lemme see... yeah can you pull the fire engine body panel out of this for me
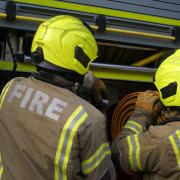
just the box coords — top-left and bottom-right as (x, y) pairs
(0, 0), (180, 83)
(0, 0), (179, 112)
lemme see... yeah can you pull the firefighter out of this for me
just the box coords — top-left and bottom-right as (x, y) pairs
(112, 49), (180, 180)
(0, 15), (116, 180)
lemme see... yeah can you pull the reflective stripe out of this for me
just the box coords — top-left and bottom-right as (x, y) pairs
(127, 136), (135, 171)
(169, 130), (180, 169)
(124, 120), (142, 133)
(124, 125), (139, 134)
(0, 79), (14, 109)
(0, 166), (3, 180)
(128, 120), (142, 131)
(81, 143), (111, 174)
(54, 105), (88, 180)
(0, 154), (3, 179)
(127, 134), (142, 172)
(134, 134), (142, 171)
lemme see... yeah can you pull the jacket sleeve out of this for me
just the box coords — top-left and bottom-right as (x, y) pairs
(112, 108), (161, 175)
(120, 108), (153, 138)
(78, 115), (116, 180)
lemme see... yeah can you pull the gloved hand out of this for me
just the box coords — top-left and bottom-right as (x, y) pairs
(136, 90), (160, 116)
(91, 78), (108, 108)
(82, 71), (108, 109)
(153, 100), (164, 119)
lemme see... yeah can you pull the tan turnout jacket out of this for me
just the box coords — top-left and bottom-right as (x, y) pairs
(112, 108), (180, 180)
(0, 77), (116, 180)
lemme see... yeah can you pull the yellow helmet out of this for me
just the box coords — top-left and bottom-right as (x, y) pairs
(31, 15), (98, 75)
(154, 49), (180, 106)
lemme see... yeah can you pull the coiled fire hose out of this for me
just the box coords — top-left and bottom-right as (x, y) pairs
(111, 92), (164, 140)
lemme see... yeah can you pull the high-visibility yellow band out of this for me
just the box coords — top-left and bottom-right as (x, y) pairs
(125, 120), (143, 133)
(124, 125), (140, 134)
(127, 120), (142, 131)
(176, 130), (180, 141)
(62, 112), (88, 180)
(0, 167), (3, 179)
(54, 105), (88, 180)
(81, 143), (111, 174)
(134, 134), (142, 171)
(82, 151), (111, 174)
(0, 79), (14, 109)
(54, 105), (83, 180)
(127, 135), (142, 172)
(0, 154), (3, 179)
(127, 136), (136, 171)
(0, 61), (36, 72)
(14, 0), (180, 27)
(169, 131), (180, 169)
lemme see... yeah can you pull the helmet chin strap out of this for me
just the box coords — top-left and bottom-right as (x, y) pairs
(159, 118), (180, 125)
(159, 107), (180, 125)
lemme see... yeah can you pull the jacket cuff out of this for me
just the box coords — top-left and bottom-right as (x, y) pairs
(132, 108), (154, 126)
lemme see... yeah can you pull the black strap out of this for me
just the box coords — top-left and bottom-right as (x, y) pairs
(75, 46), (91, 68)
(159, 117), (180, 125)
(160, 82), (177, 99)
(5, 1), (16, 22)
(96, 15), (106, 33)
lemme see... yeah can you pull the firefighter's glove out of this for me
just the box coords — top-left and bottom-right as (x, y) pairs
(82, 71), (108, 108)
(152, 100), (164, 120)
(136, 90), (160, 116)
(77, 71), (95, 102)
(91, 78), (108, 109)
